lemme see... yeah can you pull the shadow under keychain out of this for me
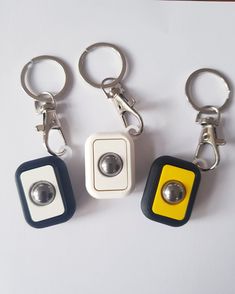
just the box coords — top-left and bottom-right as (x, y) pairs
(15, 55), (76, 228)
(79, 42), (143, 199)
(141, 68), (232, 226)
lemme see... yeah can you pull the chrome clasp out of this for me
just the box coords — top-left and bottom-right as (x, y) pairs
(35, 93), (67, 156)
(78, 43), (144, 137)
(102, 80), (144, 136)
(21, 55), (69, 156)
(193, 106), (225, 171)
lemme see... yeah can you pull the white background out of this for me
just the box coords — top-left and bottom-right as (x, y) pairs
(1, 1), (235, 293)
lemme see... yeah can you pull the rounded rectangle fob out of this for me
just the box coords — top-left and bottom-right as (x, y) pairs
(85, 133), (135, 199)
(15, 156), (76, 228)
(141, 156), (201, 226)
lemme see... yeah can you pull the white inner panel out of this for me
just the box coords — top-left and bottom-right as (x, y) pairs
(20, 165), (65, 222)
(93, 139), (128, 191)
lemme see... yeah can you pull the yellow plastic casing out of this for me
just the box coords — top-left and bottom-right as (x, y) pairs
(141, 156), (201, 226)
(152, 164), (195, 220)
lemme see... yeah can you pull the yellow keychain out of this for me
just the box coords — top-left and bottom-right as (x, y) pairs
(141, 68), (232, 226)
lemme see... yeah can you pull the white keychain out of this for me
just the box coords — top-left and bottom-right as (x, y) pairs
(79, 42), (144, 199)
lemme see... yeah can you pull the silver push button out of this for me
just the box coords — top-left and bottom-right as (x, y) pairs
(98, 152), (123, 177)
(161, 181), (186, 204)
(29, 181), (56, 206)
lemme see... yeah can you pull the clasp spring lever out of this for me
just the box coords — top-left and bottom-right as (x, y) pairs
(35, 93), (67, 156)
(194, 106), (225, 171)
(102, 80), (144, 136)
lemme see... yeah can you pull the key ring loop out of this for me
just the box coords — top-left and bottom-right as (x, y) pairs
(78, 42), (127, 88)
(21, 55), (68, 102)
(185, 68), (232, 112)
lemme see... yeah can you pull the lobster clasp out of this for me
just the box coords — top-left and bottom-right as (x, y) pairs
(102, 80), (144, 136)
(193, 106), (225, 171)
(35, 94), (67, 156)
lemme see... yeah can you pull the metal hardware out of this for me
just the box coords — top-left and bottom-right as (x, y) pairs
(185, 68), (232, 171)
(35, 92), (67, 156)
(78, 42), (126, 88)
(78, 42), (143, 136)
(21, 56), (69, 156)
(161, 180), (186, 204)
(21, 55), (68, 102)
(98, 152), (123, 177)
(185, 68), (231, 112)
(193, 106), (225, 171)
(102, 78), (143, 136)
(29, 180), (56, 206)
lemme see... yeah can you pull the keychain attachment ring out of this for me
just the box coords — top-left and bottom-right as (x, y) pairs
(78, 42), (127, 88)
(185, 68), (232, 112)
(21, 55), (68, 102)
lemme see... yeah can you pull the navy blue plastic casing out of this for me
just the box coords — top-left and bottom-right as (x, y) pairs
(15, 156), (76, 228)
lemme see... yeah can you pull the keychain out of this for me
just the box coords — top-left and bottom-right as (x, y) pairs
(79, 42), (143, 199)
(141, 68), (232, 226)
(15, 55), (76, 228)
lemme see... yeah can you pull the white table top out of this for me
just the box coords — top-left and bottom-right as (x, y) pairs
(1, 1), (235, 293)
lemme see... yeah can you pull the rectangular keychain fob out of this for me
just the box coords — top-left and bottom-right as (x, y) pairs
(15, 156), (76, 228)
(141, 156), (201, 226)
(85, 133), (135, 199)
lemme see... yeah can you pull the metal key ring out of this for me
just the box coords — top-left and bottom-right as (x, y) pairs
(78, 42), (127, 88)
(185, 68), (232, 112)
(21, 55), (68, 102)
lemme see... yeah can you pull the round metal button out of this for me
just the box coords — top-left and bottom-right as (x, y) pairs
(161, 180), (186, 204)
(29, 181), (56, 206)
(98, 152), (123, 177)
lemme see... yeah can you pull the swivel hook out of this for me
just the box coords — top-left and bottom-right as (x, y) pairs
(193, 106), (225, 171)
(102, 79), (144, 136)
(35, 93), (67, 156)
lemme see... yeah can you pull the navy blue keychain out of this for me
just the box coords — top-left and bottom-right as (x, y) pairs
(16, 55), (75, 228)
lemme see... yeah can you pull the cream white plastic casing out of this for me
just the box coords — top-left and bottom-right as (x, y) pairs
(85, 133), (135, 199)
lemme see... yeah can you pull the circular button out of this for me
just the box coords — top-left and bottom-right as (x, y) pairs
(161, 180), (186, 204)
(29, 181), (56, 206)
(98, 152), (123, 177)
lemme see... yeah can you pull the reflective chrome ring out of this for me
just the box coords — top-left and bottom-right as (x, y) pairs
(78, 42), (126, 88)
(21, 55), (68, 102)
(185, 68), (232, 112)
